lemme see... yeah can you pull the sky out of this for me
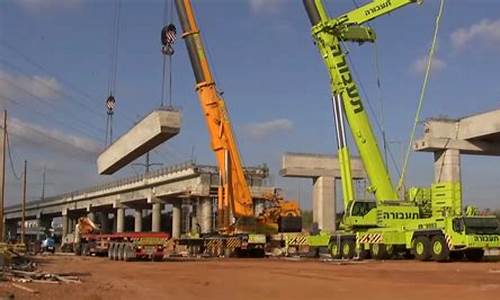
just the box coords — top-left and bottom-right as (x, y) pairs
(1, 0), (500, 210)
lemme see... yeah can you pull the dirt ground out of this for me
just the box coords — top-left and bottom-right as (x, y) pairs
(1, 254), (500, 300)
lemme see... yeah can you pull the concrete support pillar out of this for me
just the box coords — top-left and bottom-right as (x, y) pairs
(172, 201), (182, 239)
(312, 176), (336, 232)
(62, 214), (68, 237)
(191, 200), (198, 234)
(199, 197), (213, 234)
(134, 208), (143, 232)
(151, 202), (161, 232)
(116, 207), (125, 233)
(434, 149), (461, 183)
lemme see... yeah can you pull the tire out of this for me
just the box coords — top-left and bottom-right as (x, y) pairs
(413, 236), (431, 261)
(329, 239), (342, 259)
(356, 246), (370, 260)
(108, 243), (114, 260)
(465, 249), (484, 262)
(81, 243), (89, 257)
(341, 239), (355, 259)
(112, 243), (120, 260)
(123, 244), (135, 262)
(430, 236), (449, 262)
(118, 244), (125, 261)
(370, 243), (388, 260)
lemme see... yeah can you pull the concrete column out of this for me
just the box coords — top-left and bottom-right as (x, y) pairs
(312, 176), (336, 232)
(191, 200), (198, 234)
(172, 201), (182, 239)
(116, 207), (125, 233)
(62, 214), (68, 237)
(434, 149), (461, 183)
(199, 197), (213, 234)
(151, 202), (161, 232)
(134, 208), (142, 232)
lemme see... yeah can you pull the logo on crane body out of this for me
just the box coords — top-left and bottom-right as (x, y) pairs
(332, 44), (364, 114)
(364, 0), (393, 17)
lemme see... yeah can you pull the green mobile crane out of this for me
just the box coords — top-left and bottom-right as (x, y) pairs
(302, 0), (500, 261)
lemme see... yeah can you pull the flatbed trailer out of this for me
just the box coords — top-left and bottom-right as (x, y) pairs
(78, 232), (170, 261)
(177, 233), (267, 257)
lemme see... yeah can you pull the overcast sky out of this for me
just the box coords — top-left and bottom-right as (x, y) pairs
(1, 0), (500, 210)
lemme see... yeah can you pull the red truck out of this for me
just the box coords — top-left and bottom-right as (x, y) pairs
(66, 217), (170, 261)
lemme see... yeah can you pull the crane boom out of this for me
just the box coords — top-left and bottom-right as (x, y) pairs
(303, 0), (419, 205)
(175, 0), (253, 230)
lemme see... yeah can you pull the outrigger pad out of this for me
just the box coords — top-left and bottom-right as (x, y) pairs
(97, 109), (181, 175)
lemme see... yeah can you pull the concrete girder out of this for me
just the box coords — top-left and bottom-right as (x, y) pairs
(97, 110), (181, 175)
(414, 136), (500, 156)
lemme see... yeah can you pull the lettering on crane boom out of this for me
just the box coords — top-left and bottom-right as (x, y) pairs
(365, 0), (393, 17)
(383, 211), (419, 219)
(473, 235), (499, 242)
(332, 44), (364, 114)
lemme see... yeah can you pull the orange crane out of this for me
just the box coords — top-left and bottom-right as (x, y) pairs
(172, 0), (300, 234)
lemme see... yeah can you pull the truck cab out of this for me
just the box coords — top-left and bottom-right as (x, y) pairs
(448, 216), (500, 251)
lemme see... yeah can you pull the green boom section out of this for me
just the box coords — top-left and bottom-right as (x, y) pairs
(304, 0), (398, 202)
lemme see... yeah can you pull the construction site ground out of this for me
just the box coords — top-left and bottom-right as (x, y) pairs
(1, 254), (500, 300)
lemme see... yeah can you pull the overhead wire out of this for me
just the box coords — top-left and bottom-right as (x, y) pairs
(397, 0), (445, 193)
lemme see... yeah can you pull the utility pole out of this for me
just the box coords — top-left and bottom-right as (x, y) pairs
(132, 152), (162, 175)
(21, 160), (27, 244)
(41, 166), (46, 201)
(0, 110), (6, 242)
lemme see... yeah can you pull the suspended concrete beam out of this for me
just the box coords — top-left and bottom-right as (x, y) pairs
(280, 152), (366, 179)
(97, 109), (181, 175)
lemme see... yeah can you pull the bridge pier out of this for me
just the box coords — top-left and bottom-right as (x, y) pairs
(312, 176), (336, 232)
(134, 208), (142, 232)
(172, 201), (182, 239)
(116, 207), (125, 233)
(152, 202), (162, 232)
(199, 197), (213, 234)
(62, 214), (68, 237)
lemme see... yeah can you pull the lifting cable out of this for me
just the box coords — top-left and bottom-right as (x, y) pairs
(397, 0), (445, 194)
(105, 0), (122, 146)
(160, 0), (176, 108)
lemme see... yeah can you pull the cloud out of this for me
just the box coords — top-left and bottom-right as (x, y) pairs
(249, 0), (286, 14)
(451, 18), (500, 50)
(16, 0), (81, 12)
(0, 69), (63, 103)
(243, 118), (293, 139)
(8, 117), (102, 161)
(411, 55), (446, 74)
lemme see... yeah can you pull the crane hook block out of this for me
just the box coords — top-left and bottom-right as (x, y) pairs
(161, 23), (177, 56)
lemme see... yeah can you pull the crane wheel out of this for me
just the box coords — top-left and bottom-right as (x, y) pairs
(370, 244), (387, 260)
(112, 243), (120, 260)
(413, 236), (431, 261)
(356, 246), (370, 260)
(108, 243), (114, 260)
(329, 241), (342, 259)
(341, 240), (355, 259)
(430, 235), (449, 262)
(464, 249), (484, 262)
